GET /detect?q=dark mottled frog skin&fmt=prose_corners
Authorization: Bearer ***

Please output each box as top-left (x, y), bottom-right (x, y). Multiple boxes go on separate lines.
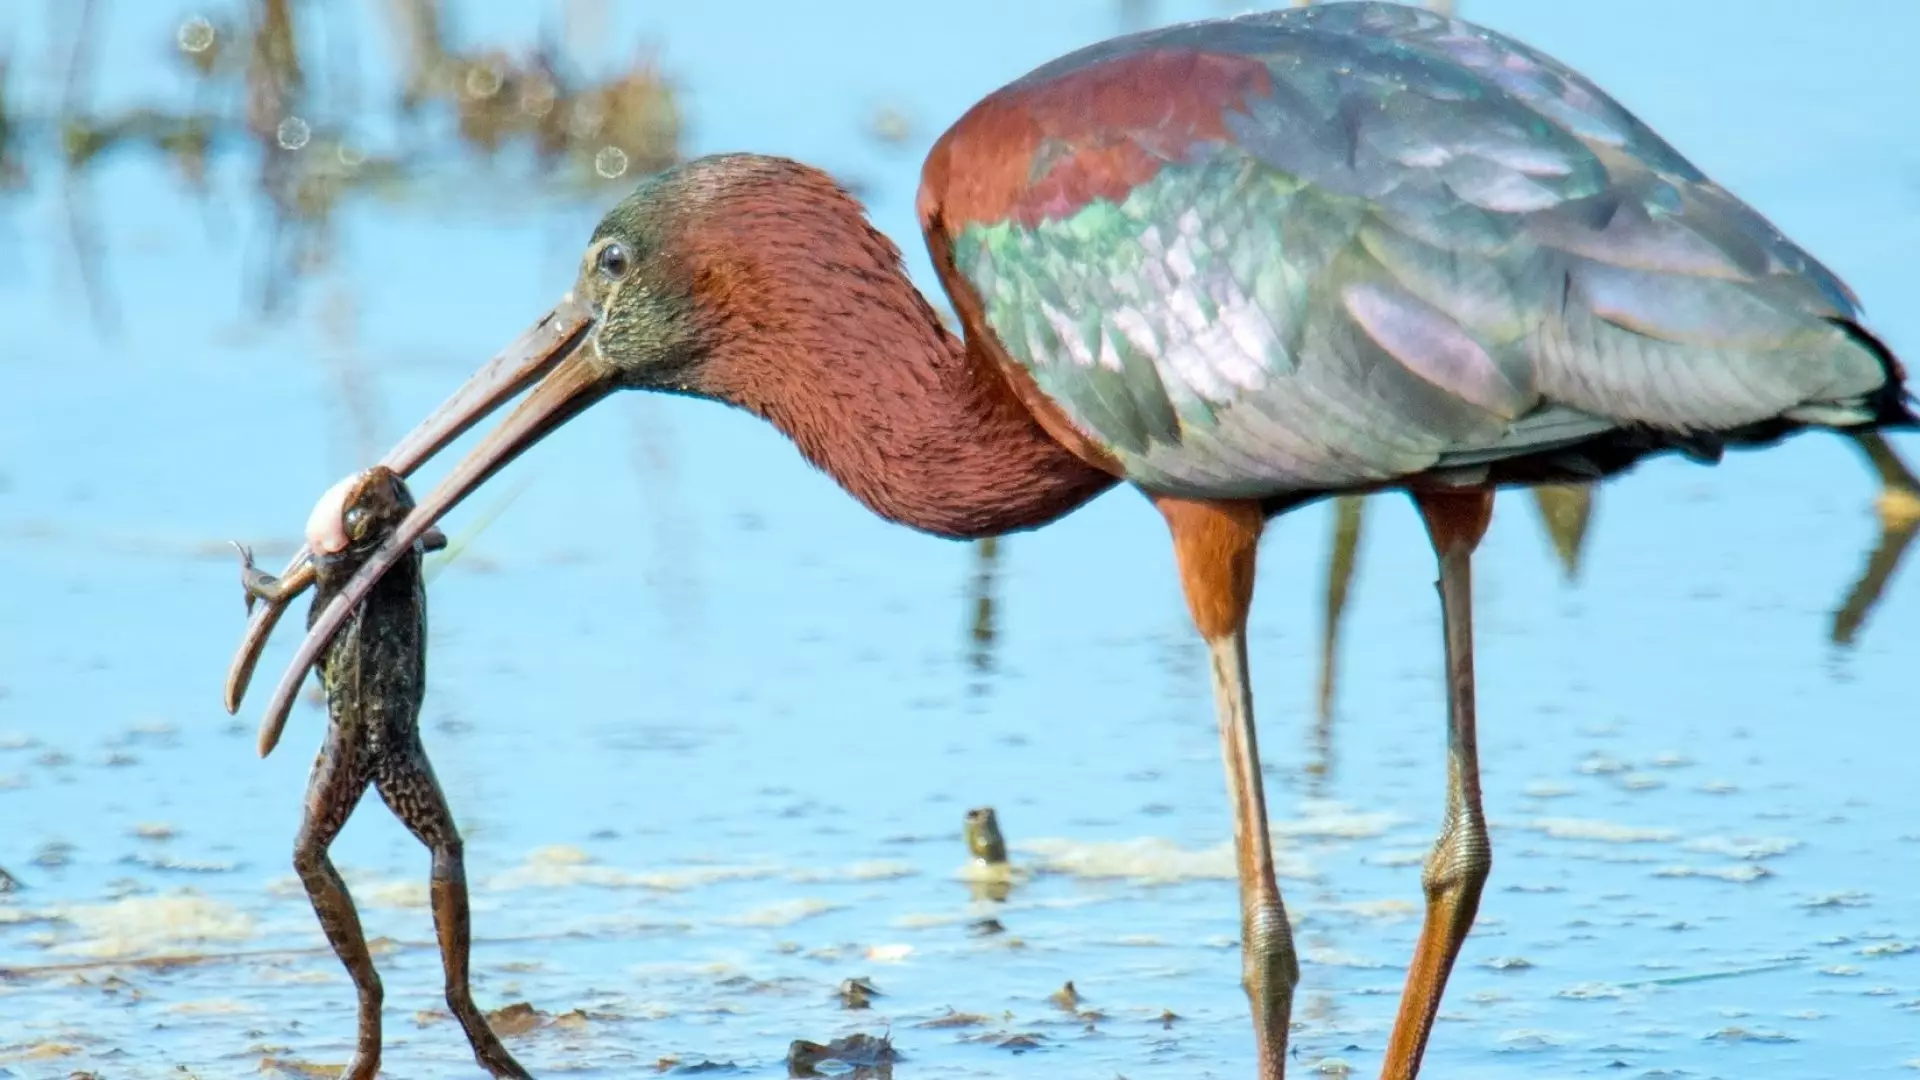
top-left (235, 465), bottom-right (530, 1080)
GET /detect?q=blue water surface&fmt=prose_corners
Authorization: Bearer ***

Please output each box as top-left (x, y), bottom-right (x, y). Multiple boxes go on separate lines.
top-left (1, 1), bottom-right (1917, 1076)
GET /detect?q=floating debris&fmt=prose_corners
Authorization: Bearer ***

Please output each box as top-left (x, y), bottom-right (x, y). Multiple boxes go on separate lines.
top-left (120, 851), bottom-right (239, 874)
top-left (30, 837), bottom-right (70, 868)
top-left (49, 891), bottom-right (255, 960)
top-left (960, 1030), bottom-right (1047, 1053)
top-left (1576, 754), bottom-right (1630, 776)
top-left (1555, 982), bottom-right (1624, 1001)
top-left (1706, 1026), bottom-right (1797, 1043)
top-left (0, 864), bottom-right (18, 892)
top-left (913, 1009), bottom-right (995, 1029)
top-left (490, 844), bottom-right (781, 891)
top-left (485, 1001), bottom-right (548, 1037)
top-left (1047, 980), bottom-right (1082, 1011)
top-left (790, 860), bottom-right (917, 884)
top-left (1800, 891), bottom-right (1872, 910)
top-left (1681, 836), bottom-right (1803, 860)
top-left (718, 898), bottom-right (844, 928)
top-left (1654, 864), bottom-right (1773, 884)
top-left (1526, 818), bottom-right (1678, 843)
top-left (1016, 835), bottom-right (1311, 883)
top-left (1521, 781), bottom-right (1577, 799)
top-left (787, 1032), bottom-right (899, 1075)
top-left (867, 105), bottom-right (912, 146)
top-left (258, 1057), bottom-right (341, 1078)
top-left (836, 976), bottom-right (881, 1009)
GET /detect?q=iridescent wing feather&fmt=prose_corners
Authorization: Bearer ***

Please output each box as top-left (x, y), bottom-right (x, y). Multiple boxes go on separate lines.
top-left (919, 2), bottom-right (1904, 498)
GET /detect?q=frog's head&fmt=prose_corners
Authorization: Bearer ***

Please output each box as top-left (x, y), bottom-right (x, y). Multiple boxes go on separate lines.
top-left (305, 466), bottom-right (444, 562)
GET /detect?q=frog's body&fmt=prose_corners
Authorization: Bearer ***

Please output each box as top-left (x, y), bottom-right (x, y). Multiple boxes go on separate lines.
top-left (235, 467), bottom-right (528, 1080)
top-left (963, 806), bottom-right (1008, 866)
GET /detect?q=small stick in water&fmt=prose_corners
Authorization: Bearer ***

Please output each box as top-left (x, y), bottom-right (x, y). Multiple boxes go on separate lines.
top-left (232, 466), bottom-right (527, 1080)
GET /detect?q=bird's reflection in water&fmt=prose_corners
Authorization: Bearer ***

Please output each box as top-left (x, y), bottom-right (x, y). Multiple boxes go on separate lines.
top-left (1833, 432), bottom-right (1920, 647)
top-left (1308, 429), bottom-right (1915, 729)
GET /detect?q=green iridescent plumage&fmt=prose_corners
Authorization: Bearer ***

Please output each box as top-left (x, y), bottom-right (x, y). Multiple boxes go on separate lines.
top-left (943, 2), bottom-right (1898, 499)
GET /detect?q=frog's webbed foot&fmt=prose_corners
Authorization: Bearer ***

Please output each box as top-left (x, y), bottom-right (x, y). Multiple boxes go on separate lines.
top-left (229, 541), bottom-right (294, 613)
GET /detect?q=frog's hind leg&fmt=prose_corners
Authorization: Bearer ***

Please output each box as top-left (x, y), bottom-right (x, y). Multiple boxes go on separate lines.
top-left (293, 741), bottom-right (383, 1080)
top-left (374, 740), bottom-right (533, 1079)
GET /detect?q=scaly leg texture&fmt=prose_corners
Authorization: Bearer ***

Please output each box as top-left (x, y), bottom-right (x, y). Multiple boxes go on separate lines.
top-left (1381, 489), bottom-right (1495, 1080)
top-left (292, 747), bottom-right (382, 1080)
top-left (375, 744), bottom-right (533, 1079)
top-left (1156, 495), bottom-right (1298, 1080)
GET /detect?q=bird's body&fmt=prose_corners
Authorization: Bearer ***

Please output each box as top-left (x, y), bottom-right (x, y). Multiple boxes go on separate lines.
top-left (919, 2), bottom-right (1902, 504)
top-left (224, 5), bottom-right (1912, 1078)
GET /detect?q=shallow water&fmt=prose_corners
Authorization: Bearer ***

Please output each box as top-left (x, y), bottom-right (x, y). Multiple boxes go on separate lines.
top-left (2, 0), bottom-right (1919, 1076)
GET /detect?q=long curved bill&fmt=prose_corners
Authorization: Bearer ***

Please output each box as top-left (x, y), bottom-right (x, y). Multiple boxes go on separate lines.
top-left (227, 293), bottom-right (609, 758)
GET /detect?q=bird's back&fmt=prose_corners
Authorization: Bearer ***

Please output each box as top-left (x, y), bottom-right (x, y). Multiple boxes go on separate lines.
top-left (918, 2), bottom-right (1910, 500)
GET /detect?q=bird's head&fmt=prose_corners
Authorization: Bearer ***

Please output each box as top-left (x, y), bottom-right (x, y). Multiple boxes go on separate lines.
top-left (227, 153), bottom-right (884, 742)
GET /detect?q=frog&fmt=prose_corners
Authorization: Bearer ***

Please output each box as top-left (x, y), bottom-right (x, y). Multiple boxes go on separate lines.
top-left (963, 806), bottom-right (1007, 867)
top-left (232, 465), bottom-right (530, 1080)
top-left (961, 806), bottom-right (1015, 905)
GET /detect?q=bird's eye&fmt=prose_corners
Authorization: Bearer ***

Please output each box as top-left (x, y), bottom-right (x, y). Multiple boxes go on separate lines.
top-left (596, 242), bottom-right (632, 281)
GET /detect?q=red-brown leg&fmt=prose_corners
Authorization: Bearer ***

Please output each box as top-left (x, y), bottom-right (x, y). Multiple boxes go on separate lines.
top-left (1155, 494), bottom-right (1296, 1080)
top-left (1381, 487), bottom-right (1495, 1079)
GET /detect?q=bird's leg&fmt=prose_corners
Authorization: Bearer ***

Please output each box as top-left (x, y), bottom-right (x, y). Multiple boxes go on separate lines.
top-left (1381, 487), bottom-right (1495, 1080)
top-left (1154, 494), bottom-right (1297, 1080)
top-left (373, 740), bottom-right (532, 1079)
top-left (292, 744), bottom-right (382, 1080)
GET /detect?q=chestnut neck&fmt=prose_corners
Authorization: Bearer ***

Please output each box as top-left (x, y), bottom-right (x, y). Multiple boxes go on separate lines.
top-left (681, 165), bottom-right (1117, 540)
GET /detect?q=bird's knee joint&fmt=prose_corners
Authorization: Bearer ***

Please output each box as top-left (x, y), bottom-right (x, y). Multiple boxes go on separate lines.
top-left (1245, 904), bottom-right (1293, 953)
top-left (1422, 833), bottom-right (1492, 897)
top-left (1241, 905), bottom-right (1300, 990)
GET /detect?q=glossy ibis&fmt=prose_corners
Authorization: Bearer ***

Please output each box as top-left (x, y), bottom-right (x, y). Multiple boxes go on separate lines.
top-left (224, 5), bottom-right (1912, 1076)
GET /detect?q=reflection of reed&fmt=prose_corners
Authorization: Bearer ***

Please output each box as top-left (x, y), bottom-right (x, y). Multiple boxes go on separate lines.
top-left (1528, 484), bottom-right (1595, 583)
top-left (10, 0), bottom-right (685, 326)
top-left (1315, 484), bottom-right (1598, 727)
top-left (1314, 495), bottom-right (1363, 734)
top-left (965, 537), bottom-right (1002, 699)
top-left (1314, 430), bottom-right (1917, 725)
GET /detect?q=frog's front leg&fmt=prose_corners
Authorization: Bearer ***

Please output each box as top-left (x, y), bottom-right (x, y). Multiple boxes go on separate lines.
top-left (230, 542), bottom-right (300, 612)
